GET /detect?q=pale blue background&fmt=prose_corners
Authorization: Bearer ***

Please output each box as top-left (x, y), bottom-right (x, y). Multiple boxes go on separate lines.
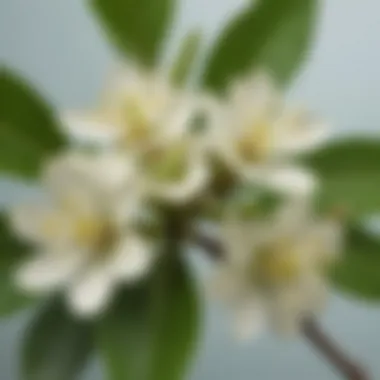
top-left (1, 0), bottom-right (380, 379)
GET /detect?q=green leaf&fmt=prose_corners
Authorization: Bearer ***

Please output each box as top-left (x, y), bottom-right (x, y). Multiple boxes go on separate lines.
top-left (0, 68), bottom-right (65, 178)
top-left (0, 213), bottom-right (34, 317)
top-left (306, 139), bottom-right (380, 217)
top-left (170, 30), bottom-right (202, 87)
top-left (331, 226), bottom-right (380, 301)
top-left (22, 298), bottom-right (92, 380)
top-left (91, 0), bottom-right (177, 67)
top-left (97, 254), bottom-right (200, 380)
top-left (202, 0), bottom-right (318, 93)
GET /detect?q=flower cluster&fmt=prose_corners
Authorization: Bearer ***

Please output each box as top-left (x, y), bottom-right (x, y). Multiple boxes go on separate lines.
top-left (9, 64), bottom-right (342, 333)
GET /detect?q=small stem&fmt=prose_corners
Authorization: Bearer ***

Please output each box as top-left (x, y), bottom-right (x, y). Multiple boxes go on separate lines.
top-left (191, 231), bottom-right (224, 260)
top-left (302, 318), bottom-right (370, 380)
top-left (191, 231), bottom-right (371, 380)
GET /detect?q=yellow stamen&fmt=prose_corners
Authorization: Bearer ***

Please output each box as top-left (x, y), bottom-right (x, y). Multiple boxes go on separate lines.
top-left (143, 144), bottom-right (188, 182)
top-left (237, 122), bottom-right (272, 162)
top-left (252, 241), bottom-right (302, 286)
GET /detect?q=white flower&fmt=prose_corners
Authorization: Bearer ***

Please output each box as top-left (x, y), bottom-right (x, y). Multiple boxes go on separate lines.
top-left (135, 137), bottom-right (210, 204)
top-left (207, 73), bottom-right (329, 196)
top-left (212, 202), bottom-right (342, 339)
top-left (10, 152), bottom-right (155, 317)
top-left (62, 64), bottom-right (195, 152)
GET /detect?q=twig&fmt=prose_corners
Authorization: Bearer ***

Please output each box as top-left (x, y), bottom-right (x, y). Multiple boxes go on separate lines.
top-left (302, 318), bottom-right (370, 380)
top-left (192, 231), bottom-right (371, 380)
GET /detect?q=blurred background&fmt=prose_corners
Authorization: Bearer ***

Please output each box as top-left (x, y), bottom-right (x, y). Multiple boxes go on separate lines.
top-left (0, 0), bottom-right (379, 379)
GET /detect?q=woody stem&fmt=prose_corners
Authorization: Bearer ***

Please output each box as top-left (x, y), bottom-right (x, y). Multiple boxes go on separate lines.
top-left (302, 318), bottom-right (370, 380)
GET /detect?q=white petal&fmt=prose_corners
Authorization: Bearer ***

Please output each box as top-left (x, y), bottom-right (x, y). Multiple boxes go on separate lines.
top-left (95, 153), bottom-right (135, 190)
top-left (312, 220), bottom-right (343, 262)
top-left (60, 111), bottom-right (121, 146)
top-left (146, 155), bottom-right (209, 204)
top-left (258, 166), bottom-right (316, 196)
top-left (67, 265), bottom-right (115, 317)
top-left (101, 63), bottom-right (142, 102)
top-left (43, 153), bottom-right (91, 197)
top-left (9, 204), bottom-right (79, 246)
top-left (302, 274), bottom-right (328, 314)
top-left (63, 152), bottom-right (135, 195)
top-left (269, 288), bottom-right (302, 336)
top-left (273, 106), bottom-right (330, 155)
top-left (269, 277), bottom-right (327, 336)
top-left (15, 250), bottom-right (85, 294)
top-left (43, 153), bottom-right (110, 216)
top-left (113, 192), bottom-right (145, 227)
top-left (44, 152), bottom-right (141, 230)
top-left (221, 219), bottom-right (265, 268)
top-left (9, 204), bottom-right (51, 244)
top-left (272, 198), bottom-right (311, 236)
top-left (160, 94), bottom-right (202, 141)
top-left (229, 72), bottom-right (280, 119)
top-left (233, 298), bottom-right (266, 341)
top-left (110, 237), bottom-right (154, 282)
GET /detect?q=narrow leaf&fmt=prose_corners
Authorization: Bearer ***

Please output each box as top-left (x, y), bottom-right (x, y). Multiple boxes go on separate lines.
top-left (97, 254), bottom-right (200, 380)
top-left (306, 139), bottom-right (380, 217)
top-left (91, 0), bottom-right (176, 67)
top-left (0, 213), bottom-right (34, 317)
top-left (202, 0), bottom-right (318, 93)
top-left (331, 227), bottom-right (380, 301)
top-left (170, 30), bottom-right (202, 87)
top-left (0, 68), bottom-right (65, 178)
top-left (22, 298), bottom-right (92, 380)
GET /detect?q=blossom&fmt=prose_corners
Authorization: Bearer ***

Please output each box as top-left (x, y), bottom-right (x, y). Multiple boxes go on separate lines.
top-left (212, 202), bottom-right (342, 339)
top-left (207, 73), bottom-right (329, 196)
top-left (62, 65), bottom-right (195, 152)
top-left (135, 137), bottom-right (210, 204)
top-left (61, 64), bottom-right (211, 204)
top-left (10, 152), bottom-right (155, 317)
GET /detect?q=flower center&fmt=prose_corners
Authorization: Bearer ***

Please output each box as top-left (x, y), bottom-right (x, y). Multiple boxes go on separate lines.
top-left (251, 240), bottom-right (302, 287)
top-left (143, 144), bottom-right (188, 183)
top-left (236, 122), bottom-right (272, 162)
top-left (75, 217), bottom-right (117, 258)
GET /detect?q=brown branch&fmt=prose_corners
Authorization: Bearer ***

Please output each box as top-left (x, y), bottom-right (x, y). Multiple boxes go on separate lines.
top-left (192, 231), bottom-right (371, 380)
top-left (302, 318), bottom-right (370, 380)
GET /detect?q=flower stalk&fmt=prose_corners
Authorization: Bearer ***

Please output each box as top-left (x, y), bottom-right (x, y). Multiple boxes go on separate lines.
top-left (302, 318), bottom-right (370, 380)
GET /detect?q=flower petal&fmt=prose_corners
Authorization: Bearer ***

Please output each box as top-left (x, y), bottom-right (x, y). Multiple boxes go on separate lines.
top-left (15, 250), bottom-right (85, 294)
top-left (9, 204), bottom-right (51, 244)
top-left (145, 154), bottom-right (209, 203)
top-left (9, 204), bottom-right (77, 246)
top-left (161, 101), bottom-right (196, 141)
top-left (111, 236), bottom-right (154, 282)
top-left (269, 288), bottom-right (302, 336)
top-left (61, 111), bottom-right (121, 146)
top-left (275, 114), bottom-right (330, 156)
top-left (301, 274), bottom-right (328, 314)
top-left (58, 151), bottom-right (135, 196)
top-left (310, 220), bottom-right (344, 263)
top-left (257, 166), bottom-right (316, 196)
top-left (228, 72), bottom-right (281, 121)
top-left (43, 152), bottom-right (130, 218)
top-left (67, 264), bottom-right (115, 318)
top-left (233, 297), bottom-right (266, 341)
